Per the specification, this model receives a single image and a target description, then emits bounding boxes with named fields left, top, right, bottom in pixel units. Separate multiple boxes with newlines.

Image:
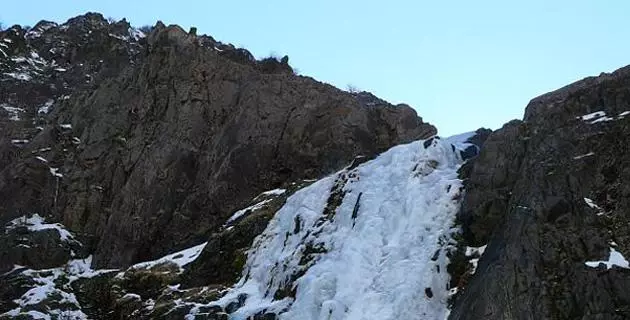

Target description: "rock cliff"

left=450, top=66, right=630, bottom=319
left=0, top=13, right=435, bottom=271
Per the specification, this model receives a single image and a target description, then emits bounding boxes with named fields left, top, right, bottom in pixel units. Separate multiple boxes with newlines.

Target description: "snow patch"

left=128, top=27, right=146, bottom=40
left=3, top=72, right=32, bottom=81
left=579, top=111, right=606, bottom=121
left=109, top=33, right=130, bottom=41
left=260, top=188, right=286, bottom=197
left=1, top=104, right=25, bottom=121
left=121, top=293, right=142, bottom=300
left=50, top=167, right=63, bottom=178
left=465, top=245, right=487, bottom=275
left=584, top=198, right=601, bottom=209
left=25, top=23, right=56, bottom=39
left=584, top=197, right=605, bottom=215
left=225, top=199, right=273, bottom=225
left=573, top=152, right=594, bottom=160
left=591, top=116, right=614, bottom=124
left=127, top=242, right=208, bottom=272
left=585, top=248, right=630, bottom=269
left=6, top=214, right=76, bottom=242
left=38, top=99, right=54, bottom=114
left=22, top=311, right=50, bottom=320
left=66, top=256, right=118, bottom=281
left=578, top=110, right=627, bottom=124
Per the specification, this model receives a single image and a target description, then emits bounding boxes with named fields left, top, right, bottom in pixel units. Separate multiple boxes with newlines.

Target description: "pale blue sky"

left=3, top=1, right=629, bottom=135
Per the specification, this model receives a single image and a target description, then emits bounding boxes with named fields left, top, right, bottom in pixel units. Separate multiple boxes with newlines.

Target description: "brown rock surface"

left=0, top=14, right=435, bottom=269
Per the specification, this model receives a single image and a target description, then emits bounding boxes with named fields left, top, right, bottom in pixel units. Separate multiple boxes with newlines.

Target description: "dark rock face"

left=450, top=66, right=630, bottom=319
left=0, top=13, right=436, bottom=270
left=0, top=227, right=82, bottom=271
left=180, top=182, right=306, bottom=288
left=0, top=213, right=89, bottom=272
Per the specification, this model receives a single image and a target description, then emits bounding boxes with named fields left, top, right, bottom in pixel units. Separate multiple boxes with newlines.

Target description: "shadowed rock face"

left=451, top=66, right=630, bottom=319
left=0, top=14, right=435, bottom=269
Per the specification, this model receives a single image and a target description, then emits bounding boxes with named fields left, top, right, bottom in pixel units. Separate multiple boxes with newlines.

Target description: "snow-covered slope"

left=184, top=136, right=471, bottom=319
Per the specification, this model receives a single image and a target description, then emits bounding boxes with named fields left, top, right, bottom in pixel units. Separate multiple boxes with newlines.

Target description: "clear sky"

left=2, top=1, right=629, bottom=135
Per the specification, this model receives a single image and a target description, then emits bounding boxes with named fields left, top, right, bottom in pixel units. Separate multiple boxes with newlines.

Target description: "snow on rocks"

left=465, top=245, right=487, bottom=275
left=121, top=293, right=142, bottom=301
left=125, top=242, right=208, bottom=273
left=25, top=22, right=58, bottom=39
left=257, top=188, right=287, bottom=198
left=49, top=167, right=63, bottom=178
left=64, top=255, right=119, bottom=281
left=16, top=268, right=74, bottom=306
left=585, top=247, right=630, bottom=270
left=584, top=197, right=606, bottom=216
left=6, top=214, right=76, bottom=242
left=38, top=99, right=54, bottom=114
left=1, top=103, right=25, bottom=121
left=225, top=187, right=290, bottom=226
left=189, top=137, right=467, bottom=320
left=128, top=27, right=146, bottom=40
left=579, top=111, right=607, bottom=121
left=11, top=139, right=30, bottom=145
left=578, top=110, right=630, bottom=123
left=584, top=198, right=601, bottom=210
left=108, top=33, right=129, bottom=41
left=591, top=115, right=614, bottom=124
left=573, top=152, right=594, bottom=160
left=225, top=199, right=273, bottom=226
left=0, top=255, right=104, bottom=319
left=3, top=72, right=32, bottom=81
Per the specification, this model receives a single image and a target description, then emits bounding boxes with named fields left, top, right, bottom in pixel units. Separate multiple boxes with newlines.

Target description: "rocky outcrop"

left=0, top=13, right=435, bottom=271
left=450, top=66, right=630, bottom=319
